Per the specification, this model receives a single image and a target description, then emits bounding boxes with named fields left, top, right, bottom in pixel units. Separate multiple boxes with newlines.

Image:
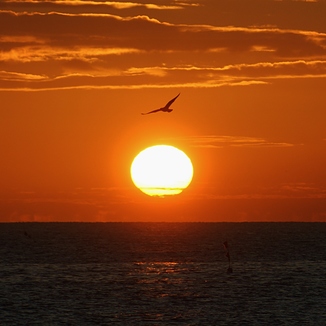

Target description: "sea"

left=0, top=222, right=325, bottom=325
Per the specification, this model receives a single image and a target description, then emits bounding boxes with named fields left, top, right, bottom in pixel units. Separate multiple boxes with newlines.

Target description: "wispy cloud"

left=126, top=60, right=326, bottom=80
left=2, top=183, right=325, bottom=222
left=0, top=70, right=47, bottom=81
left=182, top=135, right=297, bottom=148
left=0, top=9, right=326, bottom=90
left=2, top=57, right=326, bottom=91
left=1, top=1, right=187, bottom=10
left=280, top=182, right=326, bottom=198
left=1, top=10, right=325, bottom=54
left=0, top=46, right=141, bottom=63
left=0, top=187, right=141, bottom=222
left=274, top=0, right=319, bottom=2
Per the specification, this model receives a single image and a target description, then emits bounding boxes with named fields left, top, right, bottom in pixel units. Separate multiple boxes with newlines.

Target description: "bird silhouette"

left=141, top=93, right=180, bottom=115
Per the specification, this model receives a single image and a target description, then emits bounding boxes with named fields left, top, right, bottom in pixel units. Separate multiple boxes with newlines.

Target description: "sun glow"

left=131, top=145, right=193, bottom=197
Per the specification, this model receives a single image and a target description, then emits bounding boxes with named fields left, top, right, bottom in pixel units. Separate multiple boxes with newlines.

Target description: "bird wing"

left=141, top=93, right=180, bottom=115
left=163, top=93, right=180, bottom=110
left=141, top=108, right=163, bottom=115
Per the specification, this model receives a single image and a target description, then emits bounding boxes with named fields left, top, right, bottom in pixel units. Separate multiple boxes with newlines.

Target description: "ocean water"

left=0, top=223, right=325, bottom=325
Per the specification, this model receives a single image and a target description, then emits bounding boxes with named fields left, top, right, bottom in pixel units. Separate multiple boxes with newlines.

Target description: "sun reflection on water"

left=133, top=261, right=188, bottom=286
left=134, top=261, right=179, bottom=273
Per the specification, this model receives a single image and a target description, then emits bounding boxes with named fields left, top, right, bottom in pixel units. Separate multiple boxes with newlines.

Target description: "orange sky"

left=1, top=0, right=326, bottom=222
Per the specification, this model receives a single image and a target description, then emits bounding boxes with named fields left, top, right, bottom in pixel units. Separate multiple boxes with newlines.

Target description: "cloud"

left=0, top=9, right=326, bottom=90
left=2, top=185, right=325, bottom=222
left=0, top=76, right=268, bottom=91
left=0, top=187, right=135, bottom=222
left=1, top=1, right=186, bottom=10
left=280, top=182, right=326, bottom=197
left=175, top=135, right=298, bottom=149
left=275, top=0, right=319, bottom=2
left=2, top=57, right=326, bottom=91
left=1, top=10, right=325, bottom=54
left=2, top=58, right=325, bottom=91
left=0, top=46, right=141, bottom=63
left=126, top=60, right=326, bottom=81
left=0, top=70, right=47, bottom=80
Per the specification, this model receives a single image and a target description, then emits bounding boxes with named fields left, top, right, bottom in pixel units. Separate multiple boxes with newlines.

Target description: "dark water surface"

left=1, top=223, right=325, bottom=325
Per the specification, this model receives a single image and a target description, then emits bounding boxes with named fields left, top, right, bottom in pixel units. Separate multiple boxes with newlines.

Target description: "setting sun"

left=130, top=145, right=193, bottom=197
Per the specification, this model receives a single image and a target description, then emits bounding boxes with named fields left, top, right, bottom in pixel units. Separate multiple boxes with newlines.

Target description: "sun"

left=131, top=145, right=193, bottom=197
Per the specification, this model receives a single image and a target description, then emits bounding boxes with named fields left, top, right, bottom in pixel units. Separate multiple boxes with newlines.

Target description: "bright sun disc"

left=131, top=145, right=193, bottom=197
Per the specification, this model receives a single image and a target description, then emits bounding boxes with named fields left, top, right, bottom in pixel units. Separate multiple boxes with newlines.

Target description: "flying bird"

left=141, top=93, right=180, bottom=115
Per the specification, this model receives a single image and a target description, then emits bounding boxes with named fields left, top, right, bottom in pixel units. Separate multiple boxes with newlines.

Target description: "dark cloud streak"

left=1, top=11, right=325, bottom=53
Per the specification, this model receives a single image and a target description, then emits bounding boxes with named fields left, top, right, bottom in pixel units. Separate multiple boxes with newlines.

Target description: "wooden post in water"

left=223, top=240, right=233, bottom=274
